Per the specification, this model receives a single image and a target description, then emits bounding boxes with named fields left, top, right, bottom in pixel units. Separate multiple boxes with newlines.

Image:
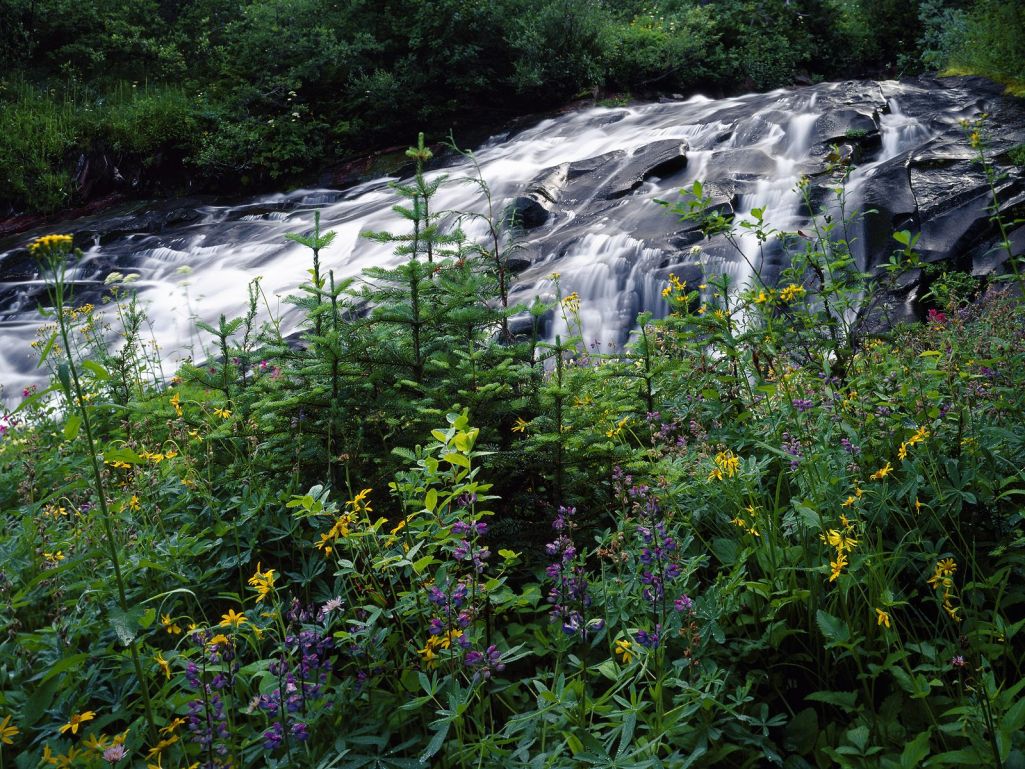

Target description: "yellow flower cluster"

left=248, top=562, right=277, bottom=603
left=614, top=638, right=633, bottom=663
left=418, top=629, right=463, bottom=666
left=661, top=273, right=686, bottom=299
left=562, top=291, right=580, bottom=313
left=869, top=461, right=893, bottom=481
left=28, top=234, right=73, bottom=257
left=897, top=425, right=929, bottom=461
left=822, top=513, right=859, bottom=583
left=927, top=558, right=961, bottom=622
left=730, top=504, right=760, bottom=537
left=606, top=416, right=629, bottom=439
left=778, top=284, right=806, bottom=303
left=708, top=449, right=740, bottom=481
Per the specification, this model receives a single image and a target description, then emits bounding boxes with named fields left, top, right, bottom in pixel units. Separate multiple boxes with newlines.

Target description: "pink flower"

left=927, top=309, right=947, bottom=325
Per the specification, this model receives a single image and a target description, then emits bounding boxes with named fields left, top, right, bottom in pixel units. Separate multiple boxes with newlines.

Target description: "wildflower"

left=154, top=652, right=171, bottom=680
left=511, top=417, right=529, bottom=433
left=828, top=553, right=848, bottom=582
left=160, top=718, right=185, bottom=735
left=84, top=732, right=111, bottom=751
left=841, top=495, right=856, bottom=508
left=875, top=608, right=891, bottom=629
left=944, top=603, right=961, bottom=622
left=213, top=407, right=231, bottom=419
left=43, top=551, right=65, bottom=564
left=951, top=655, right=966, bottom=668
left=128, top=495, right=140, bottom=512
left=779, top=283, right=806, bottom=302
left=0, top=714, right=18, bottom=745
left=102, top=744, right=127, bottom=763
left=708, top=449, right=741, bottom=481
left=169, top=392, right=182, bottom=417
left=60, top=710, right=96, bottom=735
left=562, top=291, right=580, bottom=313
left=870, top=461, right=893, bottom=480
left=898, top=442, right=908, bottom=461
left=146, top=735, right=178, bottom=758
left=248, top=562, right=277, bottom=602
left=219, top=608, right=248, bottom=628
left=936, top=557, right=957, bottom=577
left=161, top=614, right=181, bottom=635
left=614, top=639, right=633, bottom=663
left=28, top=234, right=74, bottom=257
left=823, top=529, right=858, bottom=554
left=909, top=425, right=929, bottom=445
left=207, top=633, right=230, bottom=647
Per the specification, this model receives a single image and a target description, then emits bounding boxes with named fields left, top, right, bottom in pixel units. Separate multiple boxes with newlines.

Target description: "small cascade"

left=2, top=77, right=995, bottom=400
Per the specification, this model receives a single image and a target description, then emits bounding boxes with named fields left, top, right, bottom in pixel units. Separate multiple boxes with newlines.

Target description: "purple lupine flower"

left=675, top=594, right=694, bottom=613
left=781, top=432, right=802, bottom=471
left=793, top=398, right=814, bottom=413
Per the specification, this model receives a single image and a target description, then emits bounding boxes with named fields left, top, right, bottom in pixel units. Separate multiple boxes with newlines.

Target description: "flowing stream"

left=3, top=77, right=997, bottom=402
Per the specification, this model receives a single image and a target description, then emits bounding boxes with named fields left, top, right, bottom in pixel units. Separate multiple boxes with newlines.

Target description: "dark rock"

left=505, top=196, right=550, bottom=230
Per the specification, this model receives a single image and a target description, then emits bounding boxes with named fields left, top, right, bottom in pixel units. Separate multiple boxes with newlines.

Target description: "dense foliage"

left=1, top=124, right=1024, bottom=768
left=2, top=0, right=1024, bottom=215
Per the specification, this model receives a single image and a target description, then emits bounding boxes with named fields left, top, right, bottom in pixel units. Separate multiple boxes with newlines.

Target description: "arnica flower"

left=614, top=638, right=633, bottom=663
left=708, top=449, right=741, bottom=481
left=870, top=461, right=893, bottom=481
left=511, top=417, right=529, bottom=433
left=875, top=608, right=891, bottom=629
left=0, top=714, right=18, bottom=745
left=823, top=529, right=858, bottom=554
left=161, top=614, right=182, bottom=635
left=248, top=563, right=276, bottom=602
left=219, top=608, right=247, bottom=628
left=169, top=392, right=182, bottom=417
left=154, top=652, right=171, bottom=680
left=212, top=407, right=231, bottom=419
left=828, top=553, right=848, bottom=582
left=60, top=710, right=96, bottom=735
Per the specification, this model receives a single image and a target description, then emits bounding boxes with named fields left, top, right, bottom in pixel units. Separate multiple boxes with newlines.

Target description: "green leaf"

left=425, top=488, right=438, bottom=512
left=900, top=731, right=930, bottom=769
left=419, top=722, right=450, bottom=763
left=806, top=690, right=857, bottom=712
left=63, top=413, right=82, bottom=441
left=82, top=360, right=111, bottom=380
left=815, top=610, right=850, bottom=644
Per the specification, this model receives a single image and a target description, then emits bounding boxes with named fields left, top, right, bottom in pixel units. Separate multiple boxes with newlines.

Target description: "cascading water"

left=1, top=76, right=1013, bottom=403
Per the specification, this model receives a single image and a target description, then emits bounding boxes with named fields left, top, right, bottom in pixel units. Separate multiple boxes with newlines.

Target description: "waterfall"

left=1, top=78, right=976, bottom=402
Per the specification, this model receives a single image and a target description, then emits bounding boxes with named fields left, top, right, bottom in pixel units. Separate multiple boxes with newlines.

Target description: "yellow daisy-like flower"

left=82, top=732, right=111, bottom=751
left=154, top=652, right=172, bottom=680
left=161, top=614, right=182, bottom=635
left=875, top=608, right=891, bottom=629
left=870, top=462, right=893, bottom=480
left=614, top=638, right=633, bottom=664
left=60, top=710, right=96, bottom=735
left=160, top=718, right=186, bottom=736
left=248, top=563, right=277, bottom=603
left=207, top=634, right=230, bottom=648
left=897, top=442, right=908, bottom=461
left=213, top=407, right=231, bottom=419
left=169, top=392, right=183, bottom=417
left=828, top=553, right=848, bottom=582
left=146, top=735, right=179, bottom=758
left=0, top=714, right=19, bottom=745
left=128, top=495, right=141, bottom=512
left=511, top=417, right=529, bottom=433
left=824, top=529, right=859, bottom=554
left=219, top=609, right=248, bottom=628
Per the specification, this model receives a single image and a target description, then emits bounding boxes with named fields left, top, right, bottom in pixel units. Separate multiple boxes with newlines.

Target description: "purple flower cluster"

left=781, top=432, right=803, bottom=471
left=645, top=411, right=687, bottom=450
left=464, top=644, right=505, bottom=681
left=793, top=398, right=814, bottom=413
left=840, top=437, right=860, bottom=455
left=638, top=519, right=681, bottom=604
left=544, top=506, right=599, bottom=637
left=427, top=580, right=473, bottom=638
left=184, top=630, right=235, bottom=763
left=451, top=520, right=490, bottom=573
left=257, top=605, right=334, bottom=752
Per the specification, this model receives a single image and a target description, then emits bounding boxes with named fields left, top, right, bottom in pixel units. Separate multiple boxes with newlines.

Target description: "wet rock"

left=504, top=196, right=550, bottom=230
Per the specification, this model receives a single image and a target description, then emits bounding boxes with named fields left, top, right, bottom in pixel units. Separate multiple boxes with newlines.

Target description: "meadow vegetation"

left=1, top=122, right=1024, bottom=768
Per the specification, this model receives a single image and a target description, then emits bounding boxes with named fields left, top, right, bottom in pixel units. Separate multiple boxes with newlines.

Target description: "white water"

left=0, top=81, right=941, bottom=401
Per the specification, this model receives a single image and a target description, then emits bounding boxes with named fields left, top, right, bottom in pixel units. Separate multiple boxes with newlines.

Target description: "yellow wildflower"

left=870, top=462, right=893, bottom=480
left=0, top=714, right=18, bottom=745
left=828, top=553, right=848, bottom=582
left=219, top=609, right=248, bottom=628
left=876, top=608, right=891, bottom=629
left=160, top=718, right=186, bottom=736
left=898, top=442, right=908, bottom=461
left=60, top=710, right=96, bottom=735
left=248, top=562, right=276, bottom=603
left=512, top=417, right=529, bottom=433
left=779, top=283, right=806, bottom=302
left=169, top=392, right=182, bottom=417
left=207, top=634, right=230, bottom=647
left=161, top=614, right=182, bottom=635
left=128, top=495, right=140, bottom=512
left=146, top=735, right=179, bottom=758
left=708, top=449, right=741, bottom=481
left=154, top=652, right=171, bottom=680
left=562, top=291, right=580, bottom=313
left=213, top=407, right=231, bottom=419
left=614, top=638, right=633, bottom=663
left=28, top=234, right=74, bottom=257
left=823, top=529, right=858, bottom=554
